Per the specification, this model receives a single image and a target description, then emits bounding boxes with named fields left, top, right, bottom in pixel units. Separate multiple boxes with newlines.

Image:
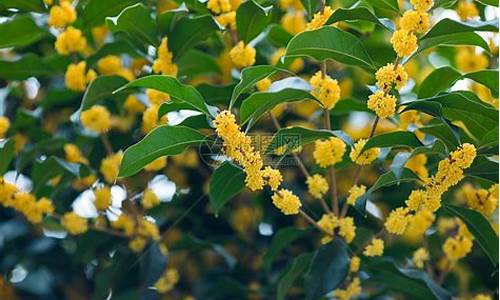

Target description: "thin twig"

left=299, top=209, right=332, bottom=237
left=100, top=134, right=114, bottom=155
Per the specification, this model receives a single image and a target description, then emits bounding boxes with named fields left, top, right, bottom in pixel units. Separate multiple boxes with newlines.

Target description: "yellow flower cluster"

left=48, top=1, right=76, bottom=28
left=350, top=139, right=380, bottom=165
left=363, top=238, right=384, bottom=256
left=271, top=189, right=301, bottom=215
left=367, top=90, right=397, bottom=118
left=410, top=0, right=433, bottom=11
left=346, top=185, right=366, bottom=205
left=405, top=153, right=428, bottom=180
left=112, top=215, right=161, bottom=252
left=403, top=208, right=434, bottom=242
left=333, top=277, right=361, bottom=300
left=207, top=0, right=231, bottom=14
left=0, top=178, right=54, bottom=224
left=281, top=11, right=306, bottom=34
left=459, top=183, right=498, bottom=216
left=81, top=105, right=112, bottom=134
left=61, top=212, right=88, bottom=235
left=155, top=268, right=179, bottom=293
left=124, top=95, right=146, bottom=114
left=310, top=71, right=342, bottom=110
left=0, top=116, right=10, bottom=138
left=390, top=29, right=418, bottom=58
left=375, top=63, right=408, bottom=92
left=216, top=12, right=236, bottom=29
left=313, top=137, right=346, bottom=168
left=349, top=256, right=360, bottom=273
left=470, top=294, right=492, bottom=300
left=147, top=89, right=171, bottom=105
left=144, top=157, right=167, bottom=172
left=55, top=27, right=87, bottom=55
left=142, top=188, right=160, bottom=209
left=65, top=61, right=97, bottom=92
left=94, top=186, right=111, bottom=211
left=229, top=41, right=256, bottom=68
left=100, top=152, right=123, bottom=183
left=153, top=37, right=178, bottom=76
left=209, top=0, right=239, bottom=29
left=306, top=174, right=329, bottom=199
left=385, top=207, right=411, bottom=234
left=412, top=247, right=429, bottom=268
left=97, top=55, right=135, bottom=81
left=64, top=144, right=88, bottom=164
left=256, top=78, right=272, bottom=91
left=214, top=110, right=282, bottom=191
left=457, top=0, right=479, bottom=20
left=306, top=6, right=334, bottom=31
left=142, top=104, right=168, bottom=134
left=317, top=214, right=356, bottom=244
left=456, top=47, right=489, bottom=72
left=400, top=10, right=430, bottom=33
left=443, top=222, right=473, bottom=261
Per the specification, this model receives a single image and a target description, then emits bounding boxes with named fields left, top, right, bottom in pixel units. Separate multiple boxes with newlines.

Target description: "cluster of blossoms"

left=458, top=183, right=499, bottom=216
left=317, top=213, right=356, bottom=244
left=208, top=0, right=240, bottom=29
left=111, top=214, right=161, bottom=252
left=309, top=71, right=342, bottom=110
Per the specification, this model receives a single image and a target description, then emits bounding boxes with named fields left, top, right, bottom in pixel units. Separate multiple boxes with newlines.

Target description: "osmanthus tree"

left=0, top=0, right=498, bottom=298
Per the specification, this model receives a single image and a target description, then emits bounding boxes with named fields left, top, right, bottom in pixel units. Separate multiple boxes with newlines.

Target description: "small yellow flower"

left=262, top=167, right=283, bottom=191
left=313, top=137, right=346, bottom=168
left=350, top=256, right=360, bottom=273
left=412, top=247, right=429, bottom=268
left=94, top=186, right=111, bottom=211
left=456, top=0, right=478, bottom=20
left=363, top=238, right=384, bottom=256
left=306, top=174, right=329, bottom=199
left=390, top=29, right=418, bottom=57
left=333, top=277, right=361, bottom=300
left=155, top=268, right=179, bottom=293
left=65, top=61, right=96, bottom=92
left=455, top=47, right=489, bottom=72
left=367, top=91, right=397, bottom=119
left=111, top=214, right=135, bottom=236
left=80, top=105, right=112, bottom=134
left=229, top=41, right=256, bottom=68
left=142, top=104, right=168, bottom=134
left=129, top=237, right=147, bottom=252
left=64, top=144, right=88, bottom=164
left=399, top=10, right=430, bottom=33
left=97, top=55, right=123, bottom=75
left=317, top=213, right=338, bottom=244
left=338, top=217, right=356, bottom=243
left=146, top=89, right=171, bottom=105
left=0, top=116, right=10, bottom=138
left=346, top=185, right=366, bottom=205
left=144, top=157, right=167, bottom=172
left=100, top=152, right=123, bottom=183
left=281, top=11, right=306, bottom=35
left=216, top=11, right=236, bottom=29
left=153, top=37, right=178, bottom=76
left=271, top=189, right=301, bottom=215
left=124, top=95, right=146, bottom=114
left=384, top=207, right=411, bottom=234
left=207, top=0, right=231, bottom=13
left=55, top=26, right=87, bottom=55
left=350, top=139, right=380, bottom=165
left=306, top=6, right=334, bottom=31
left=256, top=78, right=272, bottom=91
left=61, top=212, right=88, bottom=235
left=310, top=71, right=342, bottom=110
left=375, top=63, right=408, bottom=92
left=48, top=1, right=76, bottom=28
left=410, top=0, right=433, bottom=11
left=142, top=188, right=160, bottom=209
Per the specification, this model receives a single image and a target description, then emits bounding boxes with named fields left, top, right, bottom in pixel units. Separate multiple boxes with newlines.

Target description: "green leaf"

left=0, top=139, right=15, bottom=175
left=236, top=0, right=271, bottom=43
left=419, top=67, right=499, bottom=98
left=263, top=227, right=312, bottom=271
left=87, top=41, right=141, bottom=66
left=157, top=6, right=189, bottom=35
left=300, top=0, right=321, bottom=20
left=417, top=19, right=498, bottom=55
left=139, top=242, right=168, bottom=287
left=31, top=156, right=86, bottom=195
left=0, top=15, right=47, bottom=49
left=80, top=75, right=129, bottom=111
left=106, top=3, right=158, bottom=52
left=119, top=125, right=205, bottom=177
left=330, top=98, right=371, bottom=114
left=0, top=0, right=45, bottom=12
left=82, top=0, right=141, bottom=27
left=209, top=161, right=246, bottom=215
left=466, top=155, right=498, bottom=184
left=169, top=15, right=220, bottom=60
left=362, top=131, right=423, bottom=152
left=326, top=7, right=395, bottom=31
left=230, top=65, right=291, bottom=108
left=365, top=0, right=400, bottom=12
left=444, top=204, right=499, bottom=266
left=158, top=102, right=195, bottom=118
left=0, top=54, right=58, bottom=80
left=475, top=0, right=498, bottom=6
left=267, top=24, right=294, bottom=47
left=178, top=49, right=221, bottom=78
left=116, top=75, right=215, bottom=116
left=304, top=239, right=350, bottom=300
left=284, top=26, right=375, bottom=71
left=366, top=258, right=451, bottom=300
left=266, top=127, right=351, bottom=154
left=277, top=253, right=314, bottom=300
left=239, top=88, right=315, bottom=126
left=434, top=0, right=458, bottom=8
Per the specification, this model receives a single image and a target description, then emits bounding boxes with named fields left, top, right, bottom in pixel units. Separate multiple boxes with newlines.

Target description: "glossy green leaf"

left=464, top=70, right=499, bottom=96
left=444, top=204, right=499, bottom=266
left=466, top=155, right=498, bottom=184
left=169, top=15, right=220, bottom=60
left=263, top=227, right=312, bottom=270
left=277, top=253, right=314, bottom=300
left=304, top=239, right=350, bottom=300
left=236, top=0, right=271, bottom=43
left=116, top=75, right=215, bottom=116
left=284, top=26, right=375, bottom=71
left=178, top=49, right=221, bottom=77
left=362, top=131, right=423, bottom=152
left=365, top=0, right=400, bottom=12
left=267, top=24, right=294, bottom=47
left=0, top=139, right=15, bottom=175
left=139, top=242, right=168, bottom=287
left=326, top=7, right=395, bottom=31
left=209, top=161, right=246, bottom=215
left=0, top=0, right=45, bottom=12
left=31, top=156, right=86, bottom=195
left=230, top=65, right=291, bottom=108
left=106, top=3, right=158, bottom=51
left=0, top=15, right=47, bottom=48
left=80, top=75, right=129, bottom=111
left=119, top=125, right=206, bottom=177
left=157, top=6, right=189, bottom=35
left=239, top=88, right=315, bottom=126
left=82, top=0, right=141, bottom=27
left=300, top=0, right=321, bottom=20
left=0, top=54, right=58, bottom=80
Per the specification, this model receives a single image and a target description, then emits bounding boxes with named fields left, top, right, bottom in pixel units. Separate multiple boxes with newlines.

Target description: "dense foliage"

left=0, top=0, right=498, bottom=299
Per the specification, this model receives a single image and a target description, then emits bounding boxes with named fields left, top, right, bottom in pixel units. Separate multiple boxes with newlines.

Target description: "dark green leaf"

left=0, top=15, right=47, bottom=48
left=304, top=239, right=350, bottom=300
left=139, top=242, right=168, bottom=286
left=365, top=0, right=400, bottom=12
left=263, top=227, right=312, bottom=270
left=326, top=7, right=395, bottom=31
left=277, top=253, right=314, bottom=300
left=300, top=0, right=321, bottom=20
left=267, top=24, right=294, bottom=47
left=169, top=15, right=220, bottom=60
left=80, top=75, right=129, bottom=111
left=82, top=0, right=141, bottom=27
left=284, top=26, right=375, bottom=71
left=0, top=0, right=46, bottom=12
left=465, top=155, right=498, bottom=184
left=236, top=0, right=271, bottom=43
left=119, top=125, right=206, bottom=177
left=362, top=131, right=423, bottom=152
left=157, top=6, right=189, bottom=35
left=418, top=67, right=462, bottom=99
left=31, top=156, right=86, bottom=195
left=239, top=88, right=315, bottom=126
left=0, top=139, right=15, bottom=175
left=266, top=127, right=339, bottom=154
left=0, top=54, right=57, bottom=80
left=178, top=49, right=221, bottom=77
left=209, top=161, right=246, bottom=215
left=444, top=204, right=499, bottom=266
left=464, top=70, right=499, bottom=96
